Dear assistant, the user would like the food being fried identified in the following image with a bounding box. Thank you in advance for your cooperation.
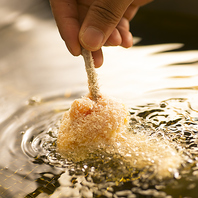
[57,49,182,178]
[57,94,129,159]
[57,93,183,178]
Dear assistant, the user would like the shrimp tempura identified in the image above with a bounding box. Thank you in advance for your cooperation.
[57,49,183,179]
[57,94,128,160]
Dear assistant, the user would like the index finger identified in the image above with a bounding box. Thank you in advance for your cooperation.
[50,0,81,56]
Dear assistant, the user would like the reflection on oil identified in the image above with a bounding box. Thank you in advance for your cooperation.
[0,91,198,198]
[0,42,198,197]
[97,44,198,102]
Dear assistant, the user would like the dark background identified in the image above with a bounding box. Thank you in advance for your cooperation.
[130,0,198,50]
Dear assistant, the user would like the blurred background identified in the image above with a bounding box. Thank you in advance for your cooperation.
[0,0,198,122]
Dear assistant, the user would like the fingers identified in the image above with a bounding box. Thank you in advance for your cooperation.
[116,17,133,48]
[50,0,81,56]
[104,19,133,48]
[49,0,153,67]
[105,29,122,46]
[79,0,133,51]
[92,49,103,68]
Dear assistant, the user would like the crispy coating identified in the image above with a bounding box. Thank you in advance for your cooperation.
[57,94,183,178]
[57,94,128,159]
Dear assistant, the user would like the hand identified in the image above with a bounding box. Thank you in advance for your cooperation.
[50,0,153,67]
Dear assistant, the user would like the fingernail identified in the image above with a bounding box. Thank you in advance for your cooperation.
[80,27,104,50]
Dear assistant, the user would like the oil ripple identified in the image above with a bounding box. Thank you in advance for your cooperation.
[0,92,198,198]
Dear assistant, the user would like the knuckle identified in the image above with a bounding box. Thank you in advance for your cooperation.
[91,3,121,26]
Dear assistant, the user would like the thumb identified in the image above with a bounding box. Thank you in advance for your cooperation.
[79,0,133,51]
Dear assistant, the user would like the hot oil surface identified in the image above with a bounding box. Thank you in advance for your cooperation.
[0,94,198,198]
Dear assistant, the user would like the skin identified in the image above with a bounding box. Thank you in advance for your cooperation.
[50,0,153,67]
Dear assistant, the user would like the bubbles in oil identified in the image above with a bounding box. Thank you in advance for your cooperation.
[0,94,198,198]
[23,98,198,197]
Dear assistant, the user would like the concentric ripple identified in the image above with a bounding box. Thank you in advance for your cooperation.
[0,92,198,198]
